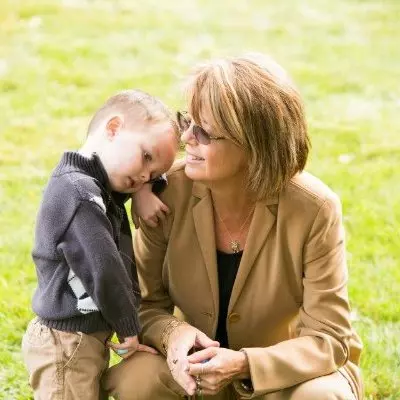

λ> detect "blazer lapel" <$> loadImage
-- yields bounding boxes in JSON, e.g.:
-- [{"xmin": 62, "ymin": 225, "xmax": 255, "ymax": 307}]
[
  {"xmin": 192, "ymin": 183, "xmax": 219, "ymax": 315},
  {"xmin": 228, "ymin": 199, "xmax": 277, "ymax": 313}
]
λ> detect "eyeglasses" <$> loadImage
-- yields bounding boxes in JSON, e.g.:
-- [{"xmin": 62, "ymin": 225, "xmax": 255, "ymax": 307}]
[{"xmin": 176, "ymin": 111, "xmax": 226, "ymax": 145}]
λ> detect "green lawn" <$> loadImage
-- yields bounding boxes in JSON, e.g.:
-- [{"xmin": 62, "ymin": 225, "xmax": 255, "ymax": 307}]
[{"xmin": 1, "ymin": 0, "xmax": 399, "ymax": 398}]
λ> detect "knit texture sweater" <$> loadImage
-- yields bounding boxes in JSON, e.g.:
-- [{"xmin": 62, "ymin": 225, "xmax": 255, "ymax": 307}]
[{"xmin": 32, "ymin": 151, "xmax": 141, "ymax": 337}]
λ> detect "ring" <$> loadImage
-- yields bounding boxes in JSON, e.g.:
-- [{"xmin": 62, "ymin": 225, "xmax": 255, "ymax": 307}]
[
  {"xmin": 116, "ymin": 349, "xmax": 129, "ymax": 355},
  {"xmin": 195, "ymin": 375, "xmax": 202, "ymax": 396}
]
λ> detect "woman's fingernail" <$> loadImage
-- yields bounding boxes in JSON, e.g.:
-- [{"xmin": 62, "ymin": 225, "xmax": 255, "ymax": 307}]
[{"xmin": 116, "ymin": 349, "xmax": 129, "ymax": 355}]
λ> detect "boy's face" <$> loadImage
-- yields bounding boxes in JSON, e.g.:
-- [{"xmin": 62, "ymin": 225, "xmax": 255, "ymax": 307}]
[{"xmin": 102, "ymin": 119, "xmax": 177, "ymax": 193}]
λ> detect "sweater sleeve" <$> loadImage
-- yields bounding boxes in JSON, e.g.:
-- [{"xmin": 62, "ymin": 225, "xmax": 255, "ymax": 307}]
[{"xmin": 58, "ymin": 199, "xmax": 141, "ymax": 338}]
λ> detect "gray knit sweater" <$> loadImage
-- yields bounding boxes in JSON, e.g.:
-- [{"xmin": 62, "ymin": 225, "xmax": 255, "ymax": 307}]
[{"xmin": 32, "ymin": 151, "xmax": 141, "ymax": 337}]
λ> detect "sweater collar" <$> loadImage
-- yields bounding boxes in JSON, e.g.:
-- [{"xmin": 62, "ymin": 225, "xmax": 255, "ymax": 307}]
[{"xmin": 55, "ymin": 151, "xmax": 110, "ymax": 190}]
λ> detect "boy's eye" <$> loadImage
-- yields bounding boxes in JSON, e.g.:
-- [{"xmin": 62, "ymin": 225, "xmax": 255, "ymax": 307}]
[{"xmin": 143, "ymin": 151, "xmax": 152, "ymax": 162}]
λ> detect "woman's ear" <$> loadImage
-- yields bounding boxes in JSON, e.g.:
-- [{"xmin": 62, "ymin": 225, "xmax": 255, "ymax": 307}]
[{"xmin": 106, "ymin": 115, "xmax": 124, "ymax": 139}]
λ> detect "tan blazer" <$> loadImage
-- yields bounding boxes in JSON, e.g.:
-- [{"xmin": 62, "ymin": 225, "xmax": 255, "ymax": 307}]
[{"xmin": 134, "ymin": 163, "xmax": 363, "ymax": 399}]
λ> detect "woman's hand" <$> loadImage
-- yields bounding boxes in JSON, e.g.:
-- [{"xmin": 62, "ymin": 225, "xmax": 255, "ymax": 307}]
[
  {"xmin": 131, "ymin": 184, "xmax": 170, "ymax": 228},
  {"xmin": 187, "ymin": 347, "xmax": 250, "ymax": 396},
  {"xmin": 166, "ymin": 325, "xmax": 220, "ymax": 396}
]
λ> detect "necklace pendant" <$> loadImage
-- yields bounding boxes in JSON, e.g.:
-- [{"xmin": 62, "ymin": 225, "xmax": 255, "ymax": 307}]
[{"xmin": 231, "ymin": 240, "xmax": 240, "ymax": 253}]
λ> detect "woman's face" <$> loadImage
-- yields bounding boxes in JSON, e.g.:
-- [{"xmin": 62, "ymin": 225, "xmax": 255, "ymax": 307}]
[{"xmin": 181, "ymin": 110, "xmax": 248, "ymax": 185}]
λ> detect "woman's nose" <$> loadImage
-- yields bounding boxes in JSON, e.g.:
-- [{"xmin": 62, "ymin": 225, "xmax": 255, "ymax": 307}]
[{"xmin": 181, "ymin": 127, "xmax": 196, "ymax": 145}]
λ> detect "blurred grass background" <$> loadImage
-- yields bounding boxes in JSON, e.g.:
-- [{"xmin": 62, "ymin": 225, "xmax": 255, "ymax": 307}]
[{"xmin": 1, "ymin": 0, "xmax": 399, "ymax": 398}]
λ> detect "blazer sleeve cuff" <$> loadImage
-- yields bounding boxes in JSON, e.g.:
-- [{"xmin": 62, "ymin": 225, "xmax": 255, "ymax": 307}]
[
  {"xmin": 232, "ymin": 349, "xmax": 256, "ymax": 398},
  {"xmin": 238, "ymin": 347, "xmax": 277, "ymax": 397},
  {"xmin": 233, "ymin": 379, "xmax": 256, "ymax": 399}
]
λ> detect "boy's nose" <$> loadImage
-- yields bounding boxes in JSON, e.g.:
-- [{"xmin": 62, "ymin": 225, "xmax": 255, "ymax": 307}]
[{"xmin": 140, "ymin": 171, "xmax": 150, "ymax": 183}]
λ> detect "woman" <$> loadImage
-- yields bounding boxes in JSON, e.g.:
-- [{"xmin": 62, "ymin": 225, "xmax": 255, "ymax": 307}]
[{"xmin": 103, "ymin": 53, "xmax": 363, "ymax": 399}]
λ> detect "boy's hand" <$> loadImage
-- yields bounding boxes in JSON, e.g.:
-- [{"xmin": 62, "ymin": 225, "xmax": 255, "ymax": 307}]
[
  {"xmin": 107, "ymin": 335, "xmax": 159, "ymax": 359},
  {"xmin": 131, "ymin": 184, "xmax": 170, "ymax": 228}
]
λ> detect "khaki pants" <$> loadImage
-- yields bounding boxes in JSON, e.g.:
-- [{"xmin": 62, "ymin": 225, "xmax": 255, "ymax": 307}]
[
  {"xmin": 22, "ymin": 317, "xmax": 111, "ymax": 400},
  {"xmin": 103, "ymin": 352, "xmax": 357, "ymax": 400}
]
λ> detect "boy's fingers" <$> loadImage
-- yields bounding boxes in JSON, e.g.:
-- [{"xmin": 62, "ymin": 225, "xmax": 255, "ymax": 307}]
[
  {"xmin": 156, "ymin": 210, "xmax": 166, "ymax": 221},
  {"xmin": 131, "ymin": 212, "xmax": 139, "ymax": 229},
  {"xmin": 143, "ymin": 218, "xmax": 157, "ymax": 227},
  {"xmin": 108, "ymin": 341, "xmax": 131, "ymax": 350},
  {"xmin": 115, "ymin": 348, "xmax": 130, "ymax": 356},
  {"xmin": 109, "ymin": 345, "xmax": 135, "ymax": 358},
  {"xmin": 160, "ymin": 203, "xmax": 170, "ymax": 214},
  {"xmin": 118, "ymin": 349, "xmax": 136, "ymax": 358},
  {"xmin": 137, "ymin": 344, "xmax": 159, "ymax": 354}
]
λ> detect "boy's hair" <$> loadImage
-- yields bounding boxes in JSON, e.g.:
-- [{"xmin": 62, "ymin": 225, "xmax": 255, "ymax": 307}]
[{"xmin": 87, "ymin": 89, "xmax": 179, "ymax": 138}]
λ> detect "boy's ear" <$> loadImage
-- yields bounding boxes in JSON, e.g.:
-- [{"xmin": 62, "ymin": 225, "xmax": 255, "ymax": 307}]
[{"xmin": 106, "ymin": 116, "xmax": 123, "ymax": 138}]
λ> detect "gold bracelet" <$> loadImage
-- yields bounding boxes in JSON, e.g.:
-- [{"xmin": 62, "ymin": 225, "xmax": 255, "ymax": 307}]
[{"xmin": 161, "ymin": 319, "xmax": 187, "ymax": 354}]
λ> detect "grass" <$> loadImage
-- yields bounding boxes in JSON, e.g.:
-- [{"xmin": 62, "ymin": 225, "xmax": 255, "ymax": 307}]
[{"xmin": 1, "ymin": 0, "xmax": 399, "ymax": 398}]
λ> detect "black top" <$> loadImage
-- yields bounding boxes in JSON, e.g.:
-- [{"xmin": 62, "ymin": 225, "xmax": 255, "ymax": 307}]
[
  {"xmin": 32, "ymin": 151, "xmax": 141, "ymax": 336},
  {"xmin": 215, "ymin": 250, "xmax": 243, "ymax": 348}
]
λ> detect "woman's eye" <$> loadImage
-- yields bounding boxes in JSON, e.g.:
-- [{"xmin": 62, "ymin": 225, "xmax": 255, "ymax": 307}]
[{"xmin": 143, "ymin": 151, "xmax": 152, "ymax": 162}]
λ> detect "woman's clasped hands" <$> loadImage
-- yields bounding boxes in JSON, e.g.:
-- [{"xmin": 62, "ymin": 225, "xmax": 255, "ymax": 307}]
[{"xmin": 166, "ymin": 324, "xmax": 250, "ymax": 396}]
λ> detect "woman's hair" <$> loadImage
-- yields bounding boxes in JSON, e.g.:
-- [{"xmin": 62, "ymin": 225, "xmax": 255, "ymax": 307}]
[{"xmin": 186, "ymin": 53, "xmax": 310, "ymax": 198}]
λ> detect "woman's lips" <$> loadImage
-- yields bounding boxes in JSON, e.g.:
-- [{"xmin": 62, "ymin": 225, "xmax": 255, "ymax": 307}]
[{"xmin": 186, "ymin": 153, "xmax": 205, "ymax": 163}]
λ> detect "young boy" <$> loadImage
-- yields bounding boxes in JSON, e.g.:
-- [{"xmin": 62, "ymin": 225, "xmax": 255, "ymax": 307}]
[{"xmin": 22, "ymin": 89, "xmax": 178, "ymax": 399}]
